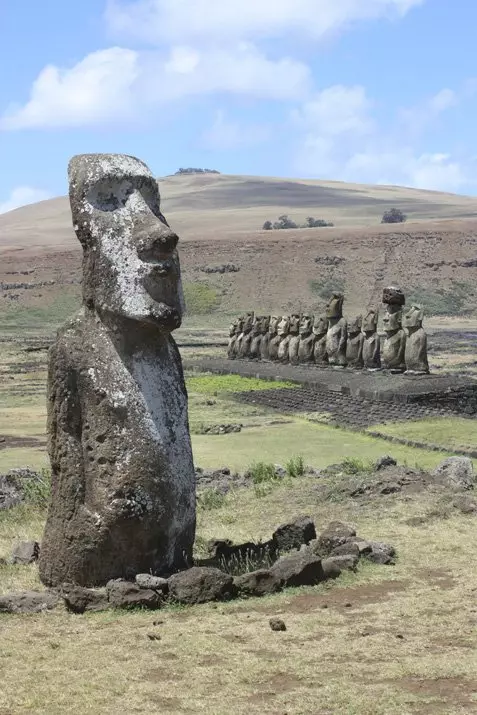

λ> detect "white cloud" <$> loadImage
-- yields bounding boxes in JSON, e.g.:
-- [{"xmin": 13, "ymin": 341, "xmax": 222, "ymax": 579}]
[
  {"xmin": 0, "ymin": 186, "xmax": 52, "ymax": 214},
  {"xmin": 1, "ymin": 44, "xmax": 310, "ymax": 130},
  {"xmin": 106, "ymin": 0, "xmax": 424, "ymax": 44},
  {"xmin": 200, "ymin": 109, "xmax": 270, "ymax": 150}
]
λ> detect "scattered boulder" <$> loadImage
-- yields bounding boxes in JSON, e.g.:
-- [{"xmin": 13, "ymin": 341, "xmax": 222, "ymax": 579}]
[
  {"xmin": 168, "ymin": 567, "xmax": 236, "ymax": 604},
  {"xmin": 270, "ymin": 550, "xmax": 324, "ymax": 588},
  {"xmin": 345, "ymin": 538, "xmax": 373, "ymax": 556},
  {"xmin": 200, "ymin": 424, "xmax": 242, "ymax": 435},
  {"xmin": 321, "ymin": 558, "xmax": 343, "ymax": 580},
  {"xmin": 314, "ymin": 521, "xmax": 357, "ymax": 556},
  {"xmin": 366, "ymin": 542, "xmax": 396, "ymax": 565},
  {"xmin": 324, "ymin": 554, "xmax": 359, "ymax": 572},
  {"xmin": 106, "ymin": 580, "xmax": 162, "ymax": 609},
  {"xmin": 234, "ymin": 569, "xmax": 282, "ymax": 597},
  {"xmin": 0, "ymin": 468, "xmax": 43, "ymax": 510},
  {"xmin": 200, "ymin": 263, "xmax": 240, "ymax": 274},
  {"xmin": 0, "ymin": 590, "xmax": 60, "ymax": 614},
  {"xmin": 432, "ymin": 457, "xmax": 475, "ymax": 491},
  {"xmin": 61, "ymin": 584, "xmax": 109, "ymax": 613},
  {"xmin": 375, "ymin": 455, "xmax": 398, "ymax": 471},
  {"xmin": 330, "ymin": 541, "xmax": 360, "ymax": 559},
  {"xmin": 269, "ymin": 618, "xmax": 287, "ymax": 631},
  {"xmin": 135, "ymin": 574, "xmax": 169, "ymax": 593},
  {"xmin": 272, "ymin": 515, "xmax": 316, "ymax": 553},
  {"xmin": 11, "ymin": 541, "xmax": 40, "ymax": 564}
]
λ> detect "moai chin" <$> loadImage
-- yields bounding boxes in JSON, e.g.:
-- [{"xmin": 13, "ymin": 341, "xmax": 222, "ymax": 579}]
[
  {"xmin": 402, "ymin": 305, "xmax": 430, "ymax": 374},
  {"xmin": 288, "ymin": 314, "xmax": 301, "ymax": 365},
  {"xmin": 313, "ymin": 315, "xmax": 328, "ymax": 365},
  {"xmin": 382, "ymin": 286, "xmax": 406, "ymax": 372},
  {"xmin": 39, "ymin": 154, "xmax": 196, "ymax": 588},
  {"xmin": 298, "ymin": 314, "xmax": 315, "ymax": 364},
  {"xmin": 277, "ymin": 315, "xmax": 292, "ymax": 363},
  {"xmin": 259, "ymin": 316, "xmax": 271, "ymax": 361},
  {"xmin": 249, "ymin": 315, "xmax": 264, "ymax": 360},
  {"xmin": 325, "ymin": 293, "xmax": 347, "ymax": 367},
  {"xmin": 267, "ymin": 316, "xmax": 281, "ymax": 361},
  {"xmin": 346, "ymin": 315, "xmax": 364, "ymax": 369},
  {"xmin": 362, "ymin": 308, "xmax": 381, "ymax": 370},
  {"xmin": 237, "ymin": 311, "xmax": 254, "ymax": 359}
]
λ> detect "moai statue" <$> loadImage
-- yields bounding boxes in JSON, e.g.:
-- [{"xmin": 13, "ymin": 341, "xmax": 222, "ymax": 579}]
[
  {"xmin": 382, "ymin": 287, "xmax": 406, "ymax": 372},
  {"xmin": 362, "ymin": 308, "xmax": 381, "ymax": 370},
  {"xmin": 298, "ymin": 314, "xmax": 315, "ymax": 364},
  {"xmin": 325, "ymin": 293, "xmax": 347, "ymax": 367},
  {"xmin": 267, "ymin": 316, "xmax": 281, "ymax": 361},
  {"xmin": 39, "ymin": 154, "xmax": 196, "ymax": 588},
  {"xmin": 313, "ymin": 315, "xmax": 328, "ymax": 365},
  {"xmin": 346, "ymin": 315, "xmax": 364, "ymax": 368},
  {"xmin": 259, "ymin": 315, "xmax": 271, "ymax": 361},
  {"xmin": 402, "ymin": 305, "xmax": 429, "ymax": 374},
  {"xmin": 249, "ymin": 315, "xmax": 264, "ymax": 360},
  {"xmin": 227, "ymin": 317, "xmax": 242, "ymax": 359},
  {"xmin": 277, "ymin": 315, "xmax": 292, "ymax": 363},
  {"xmin": 287, "ymin": 314, "xmax": 301, "ymax": 365},
  {"xmin": 237, "ymin": 311, "xmax": 254, "ymax": 359}
]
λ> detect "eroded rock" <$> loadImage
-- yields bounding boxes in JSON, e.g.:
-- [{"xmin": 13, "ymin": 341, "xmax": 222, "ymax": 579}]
[{"xmin": 168, "ymin": 567, "xmax": 236, "ymax": 604}]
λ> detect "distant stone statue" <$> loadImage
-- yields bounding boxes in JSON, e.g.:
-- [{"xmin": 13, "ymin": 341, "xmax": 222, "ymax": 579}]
[
  {"xmin": 248, "ymin": 315, "xmax": 263, "ymax": 360},
  {"xmin": 277, "ymin": 316, "xmax": 292, "ymax": 363},
  {"xmin": 227, "ymin": 317, "xmax": 242, "ymax": 359},
  {"xmin": 362, "ymin": 308, "xmax": 381, "ymax": 370},
  {"xmin": 288, "ymin": 314, "xmax": 301, "ymax": 365},
  {"xmin": 325, "ymin": 293, "xmax": 347, "ymax": 367},
  {"xmin": 258, "ymin": 316, "xmax": 271, "ymax": 361},
  {"xmin": 298, "ymin": 314, "xmax": 315, "ymax": 363},
  {"xmin": 267, "ymin": 316, "xmax": 281, "ymax": 361},
  {"xmin": 313, "ymin": 315, "xmax": 328, "ymax": 365},
  {"xmin": 382, "ymin": 286, "xmax": 406, "ymax": 372},
  {"xmin": 39, "ymin": 153, "xmax": 196, "ymax": 588},
  {"xmin": 237, "ymin": 312, "xmax": 254, "ymax": 358},
  {"xmin": 403, "ymin": 305, "xmax": 429, "ymax": 374},
  {"xmin": 346, "ymin": 315, "xmax": 364, "ymax": 368}
]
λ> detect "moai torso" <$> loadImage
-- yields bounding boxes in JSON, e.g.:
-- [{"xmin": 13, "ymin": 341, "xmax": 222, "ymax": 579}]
[
  {"xmin": 381, "ymin": 287, "xmax": 406, "ymax": 372},
  {"xmin": 313, "ymin": 316, "xmax": 328, "ymax": 365},
  {"xmin": 259, "ymin": 316, "xmax": 271, "ymax": 361},
  {"xmin": 403, "ymin": 306, "xmax": 429, "ymax": 374},
  {"xmin": 298, "ymin": 314, "xmax": 315, "ymax": 363},
  {"xmin": 325, "ymin": 294, "xmax": 347, "ymax": 366},
  {"xmin": 277, "ymin": 316, "xmax": 292, "ymax": 363},
  {"xmin": 237, "ymin": 312, "xmax": 254, "ymax": 358},
  {"xmin": 248, "ymin": 315, "xmax": 263, "ymax": 360},
  {"xmin": 39, "ymin": 153, "xmax": 196, "ymax": 588},
  {"xmin": 288, "ymin": 314, "xmax": 301, "ymax": 365},
  {"xmin": 268, "ymin": 316, "xmax": 281, "ymax": 361},
  {"xmin": 227, "ymin": 318, "xmax": 242, "ymax": 359},
  {"xmin": 346, "ymin": 316, "xmax": 364, "ymax": 368},
  {"xmin": 362, "ymin": 309, "xmax": 381, "ymax": 370}
]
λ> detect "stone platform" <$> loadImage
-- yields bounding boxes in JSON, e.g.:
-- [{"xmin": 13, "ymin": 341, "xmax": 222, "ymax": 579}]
[{"xmin": 186, "ymin": 358, "xmax": 477, "ymax": 414}]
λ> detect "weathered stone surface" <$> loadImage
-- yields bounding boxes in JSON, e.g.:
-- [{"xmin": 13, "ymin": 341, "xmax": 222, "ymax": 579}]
[
  {"xmin": 287, "ymin": 314, "xmax": 301, "ymax": 365},
  {"xmin": 323, "ymin": 554, "xmax": 359, "ymax": 572},
  {"xmin": 382, "ymin": 286, "xmax": 405, "ymax": 306},
  {"xmin": 313, "ymin": 315, "xmax": 328, "ymax": 365},
  {"xmin": 248, "ymin": 315, "xmax": 264, "ymax": 360},
  {"xmin": 135, "ymin": 574, "xmax": 169, "ymax": 592},
  {"xmin": 267, "ymin": 316, "xmax": 281, "ymax": 361},
  {"xmin": 0, "ymin": 590, "xmax": 60, "ymax": 614},
  {"xmin": 298, "ymin": 314, "xmax": 315, "ymax": 364},
  {"xmin": 234, "ymin": 569, "xmax": 282, "ymax": 597},
  {"xmin": 346, "ymin": 316, "xmax": 364, "ymax": 368},
  {"xmin": 11, "ymin": 541, "xmax": 40, "ymax": 564},
  {"xmin": 270, "ymin": 550, "xmax": 325, "ymax": 587},
  {"xmin": 362, "ymin": 308, "xmax": 381, "ymax": 370},
  {"xmin": 432, "ymin": 457, "xmax": 474, "ymax": 490},
  {"xmin": 0, "ymin": 468, "xmax": 43, "ymax": 510},
  {"xmin": 227, "ymin": 317, "xmax": 242, "ymax": 359},
  {"xmin": 272, "ymin": 516, "xmax": 316, "ymax": 553},
  {"xmin": 237, "ymin": 312, "xmax": 254, "ymax": 358},
  {"xmin": 62, "ymin": 584, "xmax": 110, "ymax": 613},
  {"xmin": 452, "ymin": 494, "xmax": 477, "ymax": 514},
  {"xmin": 106, "ymin": 579, "xmax": 161, "ymax": 609},
  {"xmin": 375, "ymin": 455, "xmax": 398, "ymax": 470},
  {"xmin": 403, "ymin": 305, "xmax": 429, "ymax": 374},
  {"xmin": 168, "ymin": 567, "xmax": 236, "ymax": 604},
  {"xmin": 325, "ymin": 294, "xmax": 347, "ymax": 366},
  {"xmin": 382, "ymin": 305, "xmax": 406, "ymax": 372},
  {"xmin": 314, "ymin": 521, "xmax": 357, "ymax": 556},
  {"xmin": 329, "ymin": 541, "xmax": 360, "ymax": 559},
  {"xmin": 39, "ymin": 154, "xmax": 196, "ymax": 588},
  {"xmin": 365, "ymin": 542, "xmax": 396, "ymax": 565},
  {"xmin": 269, "ymin": 618, "xmax": 287, "ymax": 631},
  {"xmin": 321, "ymin": 558, "xmax": 343, "ymax": 579},
  {"xmin": 277, "ymin": 316, "xmax": 292, "ymax": 363}
]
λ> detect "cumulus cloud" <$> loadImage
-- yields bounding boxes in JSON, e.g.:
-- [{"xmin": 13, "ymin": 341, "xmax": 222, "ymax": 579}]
[
  {"xmin": 0, "ymin": 186, "xmax": 52, "ymax": 214},
  {"xmin": 200, "ymin": 109, "xmax": 270, "ymax": 150},
  {"xmin": 106, "ymin": 0, "xmax": 424, "ymax": 44}
]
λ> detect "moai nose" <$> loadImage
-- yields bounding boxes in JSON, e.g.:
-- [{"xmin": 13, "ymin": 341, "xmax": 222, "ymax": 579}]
[{"xmin": 135, "ymin": 224, "xmax": 179, "ymax": 260}]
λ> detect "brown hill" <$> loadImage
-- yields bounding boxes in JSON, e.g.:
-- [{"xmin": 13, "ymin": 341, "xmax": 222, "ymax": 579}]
[{"xmin": 1, "ymin": 173, "xmax": 477, "ymax": 332}]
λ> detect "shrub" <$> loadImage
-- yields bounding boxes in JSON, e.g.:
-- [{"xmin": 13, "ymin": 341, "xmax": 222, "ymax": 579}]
[
  {"xmin": 197, "ymin": 488, "xmax": 227, "ymax": 510},
  {"xmin": 305, "ymin": 217, "xmax": 334, "ymax": 228},
  {"xmin": 262, "ymin": 220, "xmax": 273, "ymax": 230},
  {"xmin": 285, "ymin": 455, "xmax": 306, "ymax": 478},
  {"xmin": 22, "ymin": 468, "xmax": 51, "ymax": 509},
  {"xmin": 381, "ymin": 208, "xmax": 407, "ymax": 224},
  {"xmin": 248, "ymin": 462, "xmax": 277, "ymax": 485},
  {"xmin": 309, "ymin": 276, "xmax": 345, "ymax": 300}
]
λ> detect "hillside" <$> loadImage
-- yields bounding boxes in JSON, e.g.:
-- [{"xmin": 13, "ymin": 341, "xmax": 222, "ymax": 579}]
[{"xmin": 2, "ymin": 173, "xmax": 477, "ymax": 332}]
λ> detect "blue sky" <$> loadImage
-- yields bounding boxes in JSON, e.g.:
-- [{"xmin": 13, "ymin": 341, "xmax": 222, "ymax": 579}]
[{"xmin": 1, "ymin": 0, "xmax": 477, "ymax": 213}]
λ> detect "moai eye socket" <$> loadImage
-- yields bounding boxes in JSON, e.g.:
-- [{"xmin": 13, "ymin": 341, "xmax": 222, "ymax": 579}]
[{"xmin": 87, "ymin": 179, "xmax": 135, "ymax": 212}]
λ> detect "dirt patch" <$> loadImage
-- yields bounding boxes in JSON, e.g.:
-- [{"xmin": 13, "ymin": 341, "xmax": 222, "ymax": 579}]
[
  {"xmin": 246, "ymin": 671, "xmax": 313, "ymax": 704},
  {"xmin": 0, "ymin": 435, "xmax": 45, "ymax": 450},
  {"xmin": 422, "ymin": 568, "xmax": 456, "ymax": 590},
  {"xmin": 145, "ymin": 667, "xmax": 183, "ymax": 683},
  {"xmin": 390, "ymin": 675, "xmax": 477, "ymax": 710},
  {"xmin": 246, "ymin": 648, "xmax": 288, "ymax": 661}
]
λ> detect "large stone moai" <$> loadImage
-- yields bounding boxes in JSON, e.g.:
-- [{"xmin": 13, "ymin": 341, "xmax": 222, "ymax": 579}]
[
  {"xmin": 267, "ymin": 316, "xmax": 281, "ymax": 361},
  {"xmin": 402, "ymin": 305, "xmax": 430, "ymax": 374},
  {"xmin": 248, "ymin": 315, "xmax": 263, "ymax": 360},
  {"xmin": 382, "ymin": 287, "xmax": 406, "ymax": 372},
  {"xmin": 259, "ymin": 315, "xmax": 271, "ymax": 361},
  {"xmin": 298, "ymin": 314, "xmax": 315, "ymax": 364},
  {"xmin": 288, "ymin": 314, "xmax": 301, "ymax": 365},
  {"xmin": 39, "ymin": 154, "xmax": 196, "ymax": 588},
  {"xmin": 313, "ymin": 315, "xmax": 328, "ymax": 365},
  {"xmin": 346, "ymin": 315, "xmax": 364, "ymax": 368},
  {"xmin": 277, "ymin": 316, "xmax": 292, "ymax": 363},
  {"xmin": 362, "ymin": 308, "xmax": 381, "ymax": 370},
  {"xmin": 325, "ymin": 293, "xmax": 347, "ymax": 367},
  {"xmin": 227, "ymin": 317, "xmax": 242, "ymax": 359},
  {"xmin": 237, "ymin": 312, "xmax": 254, "ymax": 358}
]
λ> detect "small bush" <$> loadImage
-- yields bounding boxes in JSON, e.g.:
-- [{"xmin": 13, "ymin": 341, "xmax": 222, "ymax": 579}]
[
  {"xmin": 248, "ymin": 462, "xmax": 277, "ymax": 485},
  {"xmin": 218, "ymin": 547, "xmax": 275, "ymax": 575},
  {"xmin": 381, "ymin": 208, "xmax": 407, "ymax": 224},
  {"xmin": 309, "ymin": 276, "xmax": 345, "ymax": 300},
  {"xmin": 197, "ymin": 488, "xmax": 226, "ymax": 510},
  {"xmin": 263, "ymin": 220, "xmax": 273, "ymax": 230},
  {"xmin": 341, "ymin": 457, "xmax": 373, "ymax": 474},
  {"xmin": 285, "ymin": 455, "xmax": 306, "ymax": 479},
  {"xmin": 22, "ymin": 468, "xmax": 51, "ymax": 509},
  {"xmin": 183, "ymin": 282, "xmax": 220, "ymax": 315}
]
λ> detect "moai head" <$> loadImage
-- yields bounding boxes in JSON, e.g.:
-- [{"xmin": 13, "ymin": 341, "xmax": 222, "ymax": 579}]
[
  {"xmin": 348, "ymin": 315, "xmax": 362, "ymax": 337},
  {"xmin": 242, "ymin": 312, "xmax": 254, "ymax": 333},
  {"xmin": 289, "ymin": 314, "xmax": 300, "ymax": 336},
  {"xmin": 261, "ymin": 316, "xmax": 271, "ymax": 335},
  {"xmin": 277, "ymin": 315, "xmax": 290, "ymax": 337},
  {"xmin": 382, "ymin": 309, "xmax": 402, "ymax": 333},
  {"xmin": 402, "ymin": 304, "xmax": 424, "ymax": 331},
  {"xmin": 69, "ymin": 154, "xmax": 183, "ymax": 332},
  {"xmin": 251, "ymin": 315, "xmax": 262, "ymax": 336},
  {"xmin": 299, "ymin": 314, "xmax": 313, "ymax": 337},
  {"xmin": 363, "ymin": 308, "xmax": 378, "ymax": 334},
  {"xmin": 269, "ymin": 316, "xmax": 279, "ymax": 336},
  {"xmin": 313, "ymin": 315, "xmax": 328, "ymax": 336},
  {"xmin": 382, "ymin": 286, "xmax": 405, "ymax": 307},
  {"xmin": 326, "ymin": 293, "xmax": 344, "ymax": 319}
]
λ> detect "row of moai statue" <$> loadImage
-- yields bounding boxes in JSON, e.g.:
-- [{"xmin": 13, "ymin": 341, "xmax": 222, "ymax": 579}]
[{"xmin": 227, "ymin": 288, "xmax": 429, "ymax": 374}]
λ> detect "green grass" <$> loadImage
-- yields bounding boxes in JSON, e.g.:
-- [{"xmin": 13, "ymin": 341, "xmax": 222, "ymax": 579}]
[
  {"xmin": 370, "ymin": 416, "xmax": 477, "ymax": 453},
  {"xmin": 0, "ymin": 291, "xmax": 80, "ymax": 334},
  {"xmin": 186, "ymin": 373, "xmax": 297, "ymax": 394},
  {"xmin": 406, "ymin": 280, "xmax": 473, "ymax": 316},
  {"xmin": 183, "ymin": 282, "xmax": 221, "ymax": 315},
  {"xmin": 309, "ymin": 276, "xmax": 345, "ymax": 300}
]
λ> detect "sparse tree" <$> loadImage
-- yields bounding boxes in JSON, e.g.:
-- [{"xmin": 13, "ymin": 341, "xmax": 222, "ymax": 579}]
[
  {"xmin": 262, "ymin": 220, "xmax": 273, "ymax": 230},
  {"xmin": 277, "ymin": 214, "xmax": 298, "ymax": 229},
  {"xmin": 381, "ymin": 208, "xmax": 407, "ymax": 224}
]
